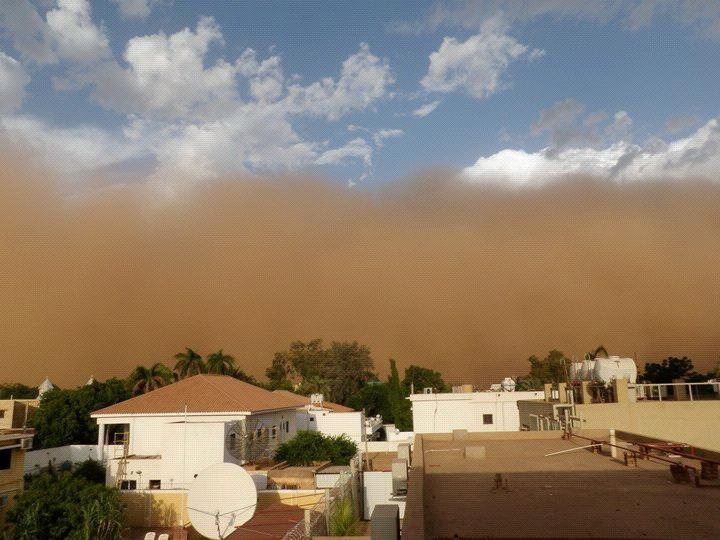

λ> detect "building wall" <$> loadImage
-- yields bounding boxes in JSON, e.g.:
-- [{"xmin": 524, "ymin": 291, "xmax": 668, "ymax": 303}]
[
  {"xmin": 575, "ymin": 400, "xmax": 720, "ymax": 451},
  {"xmin": 296, "ymin": 410, "xmax": 366, "ymax": 442},
  {"xmin": 0, "ymin": 400, "xmax": 38, "ymax": 430},
  {"xmin": 0, "ymin": 445, "xmax": 27, "ymax": 527},
  {"xmin": 24, "ymin": 444, "xmax": 115, "ymax": 475},
  {"xmin": 99, "ymin": 410, "xmax": 298, "ymax": 490},
  {"xmin": 411, "ymin": 392, "xmax": 544, "ymax": 434},
  {"xmin": 363, "ymin": 471, "xmax": 406, "ymax": 520}
]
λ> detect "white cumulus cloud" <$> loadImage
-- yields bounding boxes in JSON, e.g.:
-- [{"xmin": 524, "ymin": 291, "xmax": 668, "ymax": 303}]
[
  {"xmin": 0, "ymin": 52, "xmax": 31, "ymax": 113},
  {"xmin": 316, "ymin": 137, "xmax": 373, "ymax": 166},
  {"xmin": 463, "ymin": 116, "xmax": 720, "ymax": 185},
  {"xmin": 111, "ymin": 0, "xmax": 158, "ymax": 19},
  {"xmin": 373, "ymin": 128, "xmax": 404, "ymax": 147},
  {"xmin": 412, "ymin": 100, "xmax": 441, "ymax": 118},
  {"xmin": 421, "ymin": 17, "xmax": 532, "ymax": 99}
]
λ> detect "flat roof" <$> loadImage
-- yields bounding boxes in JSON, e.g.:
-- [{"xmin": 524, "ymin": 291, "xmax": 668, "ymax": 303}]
[{"xmin": 405, "ymin": 431, "xmax": 720, "ymax": 538}]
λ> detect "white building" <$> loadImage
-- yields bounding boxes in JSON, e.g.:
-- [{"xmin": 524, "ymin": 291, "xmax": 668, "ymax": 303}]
[
  {"xmin": 91, "ymin": 374, "xmax": 301, "ymax": 490},
  {"xmin": 272, "ymin": 391, "xmax": 382, "ymax": 443},
  {"xmin": 410, "ymin": 388, "xmax": 544, "ymax": 434}
]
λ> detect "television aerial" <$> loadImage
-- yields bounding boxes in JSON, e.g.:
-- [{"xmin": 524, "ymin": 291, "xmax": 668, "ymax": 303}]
[
  {"xmin": 187, "ymin": 462, "xmax": 258, "ymax": 539},
  {"xmin": 225, "ymin": 418, "xmax": 270, "ymax": 463}
]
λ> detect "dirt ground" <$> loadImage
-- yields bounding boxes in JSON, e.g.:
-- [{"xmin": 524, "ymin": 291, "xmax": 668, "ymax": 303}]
[{"xmin": 418, "ymin": 436, "xmax": 720, "ymax": 538}]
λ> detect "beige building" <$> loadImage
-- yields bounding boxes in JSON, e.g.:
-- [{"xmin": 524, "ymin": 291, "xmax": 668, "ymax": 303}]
[
  {"xmin": 0, "ymin": 399, "xmax": 38, "ymax": 431},
  {"xmin": 0, "ymin": 428, "xmax": 34, "ymax": 527},
  {"xmin": 518, "ymin": 378, "xmax": 720, "ymax": 451}
]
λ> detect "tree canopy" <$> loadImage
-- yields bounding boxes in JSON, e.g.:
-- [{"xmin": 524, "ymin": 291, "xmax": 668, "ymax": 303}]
[
  {"xmin": 29, "ymin": 379, "xmax": 129, "ymax": 448},
  {"xmin": 6, "ymin": 463, "xmax": 123, "ymax": 540},
  {"xmin": 640, "ymin": 356, "xmax": 695, "ymax": 383},
  {"xmin": 402, "ymin": 365, "xmax": 446, "ymax": 395},
  {"xmin": 274, "ymin": 431, "xmax": 357, "ymax": 466},
  {"xmin": 126, "ymin": 362, "xmax": 173, "ymax": 396},
  {"xmin": 265, "ymin": 339, "xmax": 376, "ymax": 404},
  {"xmin": 0, "ymin": 383, "xmax": 38, "ymax": 399},
  {"xmin": 173, "ymin": 348, "xmax": 205, "ymax": 378}
]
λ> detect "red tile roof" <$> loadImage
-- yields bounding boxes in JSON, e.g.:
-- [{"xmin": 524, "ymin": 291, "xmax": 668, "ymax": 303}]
[
  {"xmin": 92, "ymin": 375, "xmax": 303, "ymax": 416},
  {"xmin": 271, "ymin": 390, "xmax": 356, "ymax": 413}
]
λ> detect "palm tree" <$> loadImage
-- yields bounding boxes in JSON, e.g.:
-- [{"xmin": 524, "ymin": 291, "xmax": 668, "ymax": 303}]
[
  {"xmin": 584, "ymin": 345, "xmax": 609, "ymax": 361},
  {"xmin": 128, "ymin": 363, "xmax": 173, "ymax": 396},
  {"xmin": 206, "ymin": 349, "xmax": 236, "ymax": 375},
  {"xmin": 173, "ymin": 348, "xmax": 205, "ymax": 378}
]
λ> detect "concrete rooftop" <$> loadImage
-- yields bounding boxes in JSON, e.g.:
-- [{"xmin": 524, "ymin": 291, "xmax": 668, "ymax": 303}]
[{"xmin": 404, "ymin": 431, "xmax": 720, "ymax": 539}]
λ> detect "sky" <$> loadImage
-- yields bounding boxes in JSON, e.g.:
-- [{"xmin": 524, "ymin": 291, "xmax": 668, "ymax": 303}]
[
  {"xmin": 1, "ymin": 0, "xmax": 719, "ymax": 191},
  {"xmin": 1, "ymin": 1, "xmax": 720, "ymax": 386}
]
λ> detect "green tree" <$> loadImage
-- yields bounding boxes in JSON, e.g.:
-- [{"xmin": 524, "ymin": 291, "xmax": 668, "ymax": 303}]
[
  {"xmin": 206, "ymin": 349, "xmax": 235, "ymax": 375},
  {"xmin": 388, "ymin": 359, "xmax": 412, "ymax": 431},
  {"xmin": 173, "ymin": 348, "xmax": 205, "ymax": 378},
  {"xmin": 346, "ymin": 383, "xmax": 393, "ymax": 422},
  {"xmin": 266, "ymin": 339, "xmax": 376, "ymax": 405},
  {"xmin": 640, "ymin": 356, "xmax": 695, "ymax": 383},
  {"xmin": 402, "ymin": 365, "xmax": 446, "ymax": 395},
  {"xmin": 274, "ymin": 431, "xmax": 357, "ymax": 466},
  {"xmin": 29, "ymin": 379, "xmax": 129, "ymax": 448},
  {"xmin": 6, "ymin": 467, "xmax": 123, "ymax": 539},
  {"xmin": 127, "ymin": 363, "xmax": 173, "ymax": 396},
  {"xmin": 0, "ymin": 383, "xmax": 38, "ymax": 399},
  {"xmin": 229, "ymin": 366, "xmax": 258, "ymax": 384},
  {"xmin": 527, "ymin": 350, "xmax": 570, "ymax": 385}
]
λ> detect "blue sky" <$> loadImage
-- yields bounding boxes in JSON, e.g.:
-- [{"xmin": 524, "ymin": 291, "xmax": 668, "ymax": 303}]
[{"xmin": 1, "ymin": 0, "xmax": 719, "ymax": 190}]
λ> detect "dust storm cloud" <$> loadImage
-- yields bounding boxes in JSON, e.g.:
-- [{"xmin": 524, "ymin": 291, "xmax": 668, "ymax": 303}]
[{"xmin": 1, "ymin": 154, "xmax": 719, "ymax": 387}]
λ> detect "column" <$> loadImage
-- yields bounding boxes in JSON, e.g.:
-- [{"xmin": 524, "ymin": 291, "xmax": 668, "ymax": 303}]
[{"xmin": 97, "ymin": 423, "xmax": 106, "ymax": 462}]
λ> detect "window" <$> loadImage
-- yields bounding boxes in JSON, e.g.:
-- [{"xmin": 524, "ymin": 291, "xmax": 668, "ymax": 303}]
[
  {"xmin": 0, "ymin": 495, "xmax": 8, "ymax": 508},
  {"xmin": 285, "ymin": 421, "xmax": 289, "ymax": 432},
  {"xmin": 0, "ymin": 409, "xmax": 5, "ymax": 418},
  {"xmin": 0, "ymin": 449, "xmax": 11, "ymax": 470},
  {"xmin": 120, "ymin": 480, "xmax": 137, "ymax": 490},
  {"xmin": 149, "ymin": 479, "xmax": 161, "ymax": 489},
  {"xmin": 483, "ymin": 414, "xmax": 493, "ymax": 425}
]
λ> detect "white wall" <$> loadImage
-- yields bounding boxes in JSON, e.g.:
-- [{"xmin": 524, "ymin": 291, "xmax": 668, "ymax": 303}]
[
  {"xmin": 296, "ymin": 410, "xmax": 365, "ymax": 443},
  {"xmin": 363, "ymin": 471, "xmax": 405, "ymax": 520},
  {"xmin": 411, "ymin": 391, "xmax": 544, "ymax": 434},
  {"xmin": 97, "ymin": 409, "xmax": 298, "ymax": 490},
  {"xmin": 24, "ymin": 444, "xmax": 120, "ymax": 474}
]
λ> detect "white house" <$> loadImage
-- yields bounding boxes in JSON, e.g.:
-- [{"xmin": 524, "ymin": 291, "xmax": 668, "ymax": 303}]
[
  {"xmin": 91, "ymin": 374, "xmax": 302, "ymax": 490},
  {"xmin": 410, "ymin": 388, "xmax": 545, "ymax": 434},
  {"xmin": 271, "ymin": 390, "xmax": 382, "ymax": 443}
]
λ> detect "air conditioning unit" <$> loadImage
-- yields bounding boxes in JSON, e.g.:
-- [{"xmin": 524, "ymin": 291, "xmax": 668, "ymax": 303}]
[
  {"xmin": 423, "ymin": 387, "xmax": 433, "ymax": 394},
  {"xmin": 21, "ymin": 438, "xmax": 33, "ymax": 450},
  {"xmin": 391, "ymin": 459, "xmax": 408, "ymax": 495},
  {"xmin": 310, "ymin": 393, "xmax": 324, "ymax": 405}
]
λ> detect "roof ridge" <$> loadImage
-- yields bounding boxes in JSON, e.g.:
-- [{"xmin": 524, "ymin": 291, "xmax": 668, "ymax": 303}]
[{"xmin": 198, "ymin": 374, "xmax": 254, "ymax": 410}]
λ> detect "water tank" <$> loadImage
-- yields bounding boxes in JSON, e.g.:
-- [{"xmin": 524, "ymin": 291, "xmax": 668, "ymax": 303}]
[
  {"xmin": 500, "ymin": 377, "xmax": 516, "ymax": 392},
  {"xmin": 593, "ymin": 356, "xmax": 637, "ymax": 384}
]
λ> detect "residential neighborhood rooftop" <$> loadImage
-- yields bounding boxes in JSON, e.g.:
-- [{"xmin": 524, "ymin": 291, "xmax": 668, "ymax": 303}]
[
  {"xmin": 91, "ymin": 374, "xmax": 303, "ymax": 416},
  {"xmin": 271, "ymin": 389, "xmax": 356, "ymax": 412}
]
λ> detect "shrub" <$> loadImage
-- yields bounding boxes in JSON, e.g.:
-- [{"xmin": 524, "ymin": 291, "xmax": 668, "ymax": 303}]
[{"xmin": 274, "ymin": 431, "xmax": 358, "ymax": 466}]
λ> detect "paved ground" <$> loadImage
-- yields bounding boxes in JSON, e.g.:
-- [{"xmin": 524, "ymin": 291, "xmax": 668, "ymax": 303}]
[{"xmin": 420, "ymin": 436, "xmax": 720, "ymax": 538}]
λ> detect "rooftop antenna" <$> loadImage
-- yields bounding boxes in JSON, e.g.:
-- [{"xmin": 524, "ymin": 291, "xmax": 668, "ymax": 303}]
[{"xmin": 187, "ymin": 463, "xmax": 257, "ymax": 540}]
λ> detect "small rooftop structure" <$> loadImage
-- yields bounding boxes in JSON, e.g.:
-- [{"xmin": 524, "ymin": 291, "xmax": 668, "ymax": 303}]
[
  {"xmin": 38, "ymin": 376, "xmax": 55, "ymax": 396},
  {"xmin": 271, "ymin": 390, "xmax": 355, "ymax": 412}
]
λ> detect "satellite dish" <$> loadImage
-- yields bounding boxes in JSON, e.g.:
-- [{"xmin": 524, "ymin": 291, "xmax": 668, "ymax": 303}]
[{"xmin": 187, "ymin": 463, "xmax": 257, "ymax": 539}]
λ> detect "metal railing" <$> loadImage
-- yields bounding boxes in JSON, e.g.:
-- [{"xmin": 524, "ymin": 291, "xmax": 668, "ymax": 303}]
[
  {"xmin": 282, "ymin": 456, "xmax": 361, "ymax": 539},
  {"xmin": 634, "ymin": 381, "xmax": 720, "ymax": 402}
]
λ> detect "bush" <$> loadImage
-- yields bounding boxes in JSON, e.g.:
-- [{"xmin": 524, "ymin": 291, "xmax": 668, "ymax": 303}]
[
  {"xmin": 274, "ymin": 431, "xmax": 358, "ymax": 466},
  {"xmin": 6, "ymin": 467, "xmax": 123, "ymax": 539},
  {"xmin": 73, "ymin": 459, "xmax": 106, "ymax": 484}
]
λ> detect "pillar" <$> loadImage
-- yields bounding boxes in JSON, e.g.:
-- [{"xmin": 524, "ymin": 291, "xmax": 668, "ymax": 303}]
[
  {"xmin": 609, "ymin": 429, "xmax": 618, "ymax": 460},
  {"xmin": 581, "ymin": 381, "xmax": 593, "ymax": 404},
  {"xmin": 544, "ymin": 383, "xmax": 553, "ymax": 402},
  {"xmin": 613, "ymin": 378, "xmax": 629, "ymax": 404},
  {"xmin": 558, "ymin": 383, "xmax": 568, "ymax": 404},
  {"xmin": 97, "ymin": 423, "xmax": 106, "ymax": 462},
  {"xmin": 673, "ymin": 379, "xmax": 688, "ymax": 401}
]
